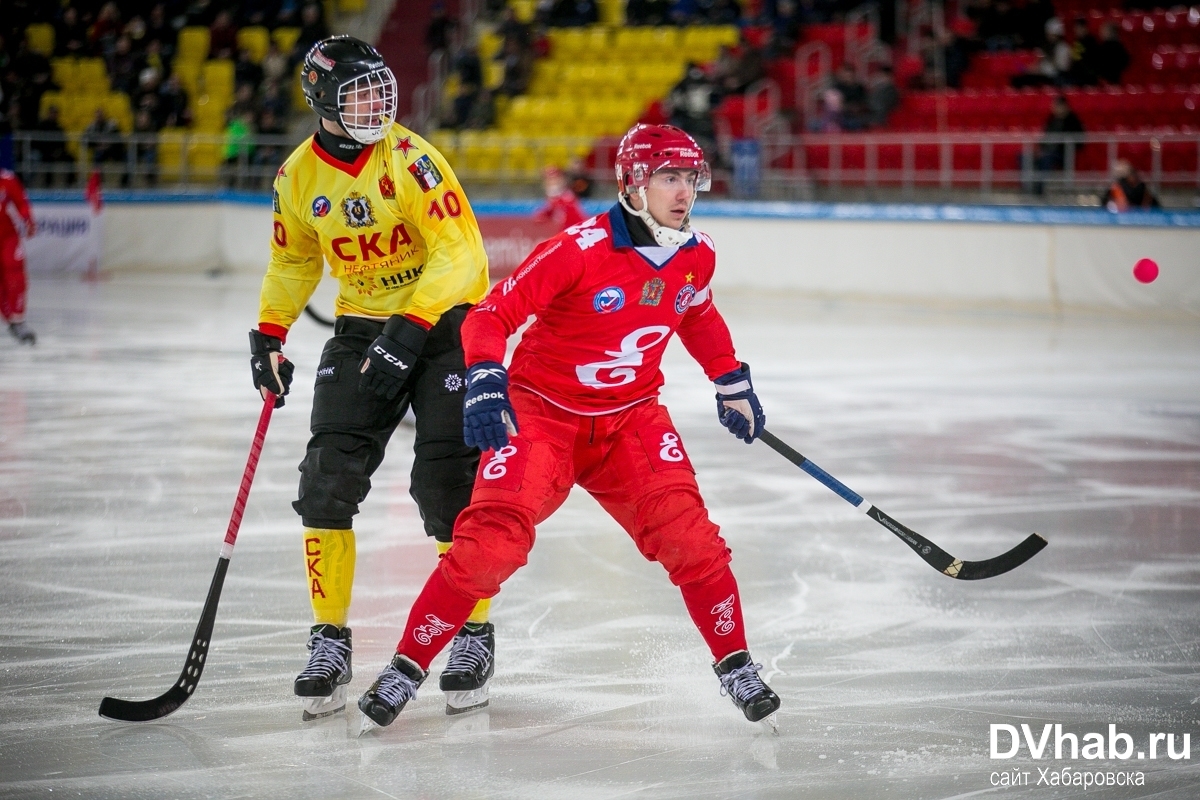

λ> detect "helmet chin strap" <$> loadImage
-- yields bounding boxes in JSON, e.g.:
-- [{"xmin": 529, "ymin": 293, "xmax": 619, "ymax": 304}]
[{"xmin": 619, "ymin": 186, "xmax": 695, "ymax": 247}]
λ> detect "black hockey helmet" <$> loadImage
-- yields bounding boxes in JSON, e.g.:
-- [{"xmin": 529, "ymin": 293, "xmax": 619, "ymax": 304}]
[{"xmin": 301, "ymin": 35, "xmax": 397, "ymax": 144}]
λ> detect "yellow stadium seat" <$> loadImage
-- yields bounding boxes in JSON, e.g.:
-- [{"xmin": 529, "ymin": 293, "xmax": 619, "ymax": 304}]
[
  {"xmin": 478, "ymin": 31, "xmax": 503, "ymax": 62},
  {"xmin": 236, "ymin": 26, "xmax": 271, "ymax": 64},
  {"xmin": 510, "ymin": 0, "xmax": 536, "ymax": 23},
  {"xmin": 547, "ymin": 28, "xmax": 589, "ymax": 59},
  {"xmin": 273, "ymin": 27, "xmax": 302, "ymax": 55},
  {"xmin": 613, "ymin": 28, "xmax": 656, "ymax": 56},
  {"xmin": 192, "ymin": 95, "xmax": 229, "ymax": 132},
  {"xmin": 527, "ymin": 61, "xmax": 562, "ymax": 95},
  {"xmin": 682, "ymin": 26, "xmax": 740, "ymax": 63},
  {"xmin": 202, "ymin": 59, "xmax": 235, "ymax": 96},
  {"xmin": 503, "ymin": 142, "xmax": 538, "ymax": 179},
  {"xmin": 338, "ymin": 0, "xmax": 367, "ymax": 12},
  {"xmin": 463, "ymin": 132, "xmax": 502, "ymax": 177},
  {"xmin": 429, "ymin": 130, "xmax": 458, "ymax": 168},
  {"xmin": 483, "ymin": 60, "xmax": 504, "ymax": 90},
  {"xmin": 50, "ymin": 58, "xmax": 77, "ymax": 89},
  {"xmin": 172, "ymin": 60, "xmax": 202, "ymax": 97},
  {"xmin": 104, "ymin": 92, "xmax": 134, "ymax": 133},
  {"xmin": 594, "ymin": 63, "xmax": 631, "ymax": 94},
  {"xmin": 648, "ymin": 27, "xmax": 682, "ymax": 52},
  {"xmin": 540, "ymin": 141, "xmax": 572, "ymax": 170},
  {"xmin": 157, "ymin": 127, "xmax": 186, "ymax": 179},
  {"xmin": 188, "ymin": 138, "xmax": 223, "ymax": 182},
  {"xmin": 26, "ymin": 23, "xmax": 55, "ymax": 57},
  {"xmin": 77, "ymin": 58, "xmax": 110, "ymax": 92},
  {"xmin": 177, "ymin": 26, "xmax": 211, "ymax": 63},
  {"xmin": 598, "ymin": 0, "xmax": 624, "ymax": 27},
  {"xmin": 293, "ymin": 64, "xmax": 309, "ymax": 112},
  {"xmin": 581, "ymin": 26, "xmax": 610, "ymax": 57}
]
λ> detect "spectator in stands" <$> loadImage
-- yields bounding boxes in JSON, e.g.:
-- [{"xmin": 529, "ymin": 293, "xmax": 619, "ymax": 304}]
[
  {"xmin": 1102, "ymin": 159, "xmax": 1159, "ymax": 211},
  {"xmin": 464, "ymin": 88, "xmax": 495, "ymax": 129},
  {"xmin": 209, "ymin": 9, "xmax": 238, "ymax": 60},
  {"xmin": 626, "ymin": 0, "xmax": 673, "ymax": 25},
  {"xmin": 448, "ymin": 45, "xmax": 482, "ymax": 128},
  {"xmin": 145, "ymin": 3, "xmax": 177, "ymax": 61},
  {"xmin": 1011, "ymin": 18, "xmax": 1070, "ymax": 88},
  {"xmin": 977, "ymin": 0, "xmax": 1023, "ymax": 51},
  {"xmin": 133, "ymin": 66, "xmax": 163, "ymax": 121},
  {"xmin": 91, "ymin": 3, "xmax": 124, "ymax": 60},
  {"xmin": 158, "ymin": 72, "xmax": 191, "ymax": 128},
  {"xmin": 667, "ymin": 63, "xmax": 721, "ymax": 155},
  {"xmin": 84, "ymin": 107, "xmax": 125, "ymax": 168},
  {"xmin": 108, "ymin": 35, "xmax": 140, "ymax": 95},
  {"xmin": 534, "ymin": 166, "xmax": 586, "ymax": 230},
  {"xmin": 132, "ymin": 107, "xmax": 158, "ymax": 185},
  {"xmin": 235, "ymin": 48, "xmax": 264, "ymax": 92},
  {"xmin": 1019, "ymin": 0, "xmax": 1056, "ymax": 49},
  {"xmin": 1026, "ymin": 94, "xmax": 1084, "ymax": 194},
  {"xmin": 426, "ymin": 2, "xmax": 456, "ymax": 56},
  {"xmin": 140, "ymin": 39, "xmax": 167, "ymax": 84},
  {"xmin": 30, "ymin": 104, "xmax": 69, "ymax": 187},
  {"xmin": 259, "ymin": 79, "xmax": 291, "ymax": 119},
  {"xmin": 55, "ymin": 6, "xmax": 90, "ymax": 58},
  {"xmin": 9, "ymin": 40, "xmax": 53, "ymax": 129},
  {"xmin": 224, "ymin": 109, "xmax": 256, "ymax": 186},
  {"xmin": 1093, "ymin": 22, "xmax": 1129, "ymax": 85},
  {"xmin": 262, "ymin": 42, "xmax": 289, "ymax": 86},
  {"xmin": 567, "ymin": 156, "xmax": 593, "ymax": 198},
  {"xmin": 230, "ymin": 83, "xmax": 258, "ymax": 120},
  {"xmin": 715, "ymin": 35, "xmax": 766, "ymax": 95},
  {"xmin": 292, "ymin": 4, "xmax": 330, "ymax": 64},
  {"xmin": 547, "ymin": 0, "xmax": 599, "ymax": 27},
  {"xmin": 769, "ymin": 0, "xmax": 804, "ymax": 54},
  {"xmin": 242, "ymin": 0, "xmax": 277, "ymax": 27},
  {"xmin": 831, "ymin": 63, "xmax": 869, "ymax": 131},
  {"xmin": 497, "ymin": 38, "xmax": 532, "ymax": 97},
  {"xmin": 808, "ymin": 87, "xmax": 843, "ymax": 132},
  {"xmin": 866, "ymin": 64, "xmax": 899, "ymax": 128},
  {"xmin": 1068, "ymin": 18, "xmax": 1098, "ymax": 87}
]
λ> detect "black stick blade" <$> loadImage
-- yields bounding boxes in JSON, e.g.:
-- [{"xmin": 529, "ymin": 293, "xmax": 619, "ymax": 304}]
[
  {"xmin": 98, "ymin": 558, "xmax": 228, "ymax": 722},
  {"xmin": 951, "ymin": 533, "xmax": 1048, "ymax": 580}
]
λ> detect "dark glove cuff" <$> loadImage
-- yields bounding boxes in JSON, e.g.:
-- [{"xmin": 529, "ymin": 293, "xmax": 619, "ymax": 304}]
[
  {"xmin": 467, "ymin": 361, "xmax": 508, "ymax": 384},
  {"xmin": 381, "ymin": 314, "xmax": 429, "ymax": 354},
  {"xmin": 249, "ymin": 329, "xmax": 283, "ymax": 355},
  {"xmin": 714, "ymin": 361, "xmax": 751, "ymax": 390}
]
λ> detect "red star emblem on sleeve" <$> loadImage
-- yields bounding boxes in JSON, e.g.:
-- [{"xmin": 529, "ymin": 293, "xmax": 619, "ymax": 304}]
[
  {"xmin": 685, "ymin": 272, "xmax": 695, "ymax": 283},
  {"xmin": 393, "ymin": 136, "xmax": 415, "ymax": 157}
]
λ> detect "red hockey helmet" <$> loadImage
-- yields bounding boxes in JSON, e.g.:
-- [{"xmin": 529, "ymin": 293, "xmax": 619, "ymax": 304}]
[{"xmin": 614, "ymin": 124, "xmax": 712, "ymax": 194}]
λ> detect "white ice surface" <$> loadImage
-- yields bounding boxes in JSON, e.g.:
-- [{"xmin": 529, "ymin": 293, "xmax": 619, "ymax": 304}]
[{"xmin": 1, "ymin": 274, "xmax": 1199, "ymax": 799}]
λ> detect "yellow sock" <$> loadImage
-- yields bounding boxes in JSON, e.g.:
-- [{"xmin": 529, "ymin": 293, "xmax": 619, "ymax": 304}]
[
  {"xmin": 436, "ymin": 539, "xmax": 491, "ymax": 625},
  {"xmin": 304, "ymin": 528, "xmax": 355, "ymax": 628}
]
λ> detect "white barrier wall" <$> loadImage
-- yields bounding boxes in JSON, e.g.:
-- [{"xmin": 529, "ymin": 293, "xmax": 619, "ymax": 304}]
[{"xmin": 94, "ymin": 202, "xmax": 1200, "ymax": 317}]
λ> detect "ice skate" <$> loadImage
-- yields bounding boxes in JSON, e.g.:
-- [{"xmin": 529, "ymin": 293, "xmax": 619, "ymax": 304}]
[
  {"xmin": 357, "ymin": 653, "xmax": 425, "ymax": 735},
  {"xmin": 714, "ymin": 650, "xmax": 781, "ymax": 733},
  {"xmin": 294, "ymin": 624, "xmax": 352, "ymax": 721},
  {"xmin": 439, "ymin": 622, "xmax": 494, "ymax": 715},
  {"xmin": 8, "ymin": 321, "xmax": 35, "ymax": 345}
]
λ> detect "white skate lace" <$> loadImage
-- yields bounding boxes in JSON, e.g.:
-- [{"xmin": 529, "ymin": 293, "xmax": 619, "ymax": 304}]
[
  {"xmin": 370, "ymin": 663, "xmax": 420, "ymax": 708},
  {"xmin": 719, "ymin": 661, "xmax": 768, "ymax": 703},
  {"xmin": 297, "ymin": 631, "xmax": 350, "ymax": 680},
  {"xmin": 444, "ymin": 631, "xmax": 491, "ymax": 675}
]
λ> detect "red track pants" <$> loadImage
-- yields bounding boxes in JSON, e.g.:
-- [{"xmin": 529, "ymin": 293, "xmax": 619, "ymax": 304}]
[
  {"xmin": 396, "ymin": 387, "xmax": 750, "ymax": 669},
  {"xmin": 0, "ymin": 234, "xmax": 27, "ymax": 322}
]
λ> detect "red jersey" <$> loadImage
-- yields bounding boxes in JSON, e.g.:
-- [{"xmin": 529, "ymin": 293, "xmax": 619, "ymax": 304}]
[
  {"xmin": 0, "ymin": 170, "xmax": 34, "ymax": 239},
  {"xmin": 532, "ymin": 189, "xmax": 586, "ymax": 231},
  {"xmin": 462, "ymin": 205, "xmax": 740, "ymax": 415}
]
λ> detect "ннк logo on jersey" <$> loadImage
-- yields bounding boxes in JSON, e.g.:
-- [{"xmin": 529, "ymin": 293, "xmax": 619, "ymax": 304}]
[
  {"xmin": 312, "ymin": 196, "xmax": 331, "ymax": 217},
  {"xmin": 407, "ymin": 154, "xmax": 443, "ymax": 192},
  {"xmin": 593, "ymin": 287, "xmax": 625, "ymax": 313},
  {"xmin": 341, "ymin": 192, "xmax": 375, "ymax": 228}
]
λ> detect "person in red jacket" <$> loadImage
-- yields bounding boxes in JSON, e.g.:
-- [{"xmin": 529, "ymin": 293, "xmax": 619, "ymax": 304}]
[
  {"xmin": 357, "ymin": 124, "xmax": 781, "ymax": 732},
  {"xmin": 532, "ymin": 165, "xmax": 586, "ymax": 230},
  {"xmin": 0, "ymin": 169, "xmax": 36, "ymax": 345}
]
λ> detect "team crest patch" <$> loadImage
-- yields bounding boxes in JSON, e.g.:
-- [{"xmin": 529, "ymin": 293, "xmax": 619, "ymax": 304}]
[
  {"xmin": 341, "ymin": 192, "xmax": 375, "ymax": 228},
  {"xmin": 311, "ymin": 196, "xmax": 330, "ymax": 217},
  {"xmin": 306, "ymin": 70, "xmax": 318, "ymax": 84},
  {"xmin": 443, "ymin": 372, "xmax": 464, "ymax": 393},
  {"xmin": 378, "ymin": 174, "xmax": 396, "ymax": 199},
  {"xmin": 640, "ymin": 278, "xmax": 664, "ymax": 306},
  {"xmin": 407, "ymin": 154, "xmax": 443, "ymax": 192},
  {"xmin": 674, "ymin": 284, "xmax": 697, "ymax": 314},
  {"xmin": 593, "ymin": 286, "xmax": 625, "ymax": 313}
]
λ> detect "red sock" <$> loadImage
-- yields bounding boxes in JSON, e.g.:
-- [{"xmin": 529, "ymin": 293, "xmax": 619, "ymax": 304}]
[
  {"xmin": 678, "ymin": 566, "xmax": 749, "ymax": 661},
  {"xmin": 395, "ymin": 566, "xmax": 479, "ymax": 671}
]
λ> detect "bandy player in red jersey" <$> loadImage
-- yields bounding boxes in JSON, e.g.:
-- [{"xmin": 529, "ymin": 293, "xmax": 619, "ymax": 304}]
[
  {"xmin": 356, "ymin": 124, "xmax": 781, "ymax": 731},
  {"xmin": 0, "ymin": 169, "xmax": 37, "ymax": 345}
]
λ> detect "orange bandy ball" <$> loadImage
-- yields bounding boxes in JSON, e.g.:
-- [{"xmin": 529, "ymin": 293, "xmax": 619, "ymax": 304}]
[{"xmin": 1133, "ymin": 258, "xmax": 1159, "ymax": 284}]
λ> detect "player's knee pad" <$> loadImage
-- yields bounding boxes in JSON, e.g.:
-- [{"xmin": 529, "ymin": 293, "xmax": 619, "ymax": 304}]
[
  {"xmin": 633, "ymin": 485, "xmax": 731, "ymax": 587},
  {"xmin": 440, "ymin": 503, "xmax": 534, "ymax": 597},
  {"xmin": 293, "ymin": 443, "xmax": 373, "ymax": 528},
  {"xmin": 409, "ymin": 444, "xmax": 478, "ymax": 541}
]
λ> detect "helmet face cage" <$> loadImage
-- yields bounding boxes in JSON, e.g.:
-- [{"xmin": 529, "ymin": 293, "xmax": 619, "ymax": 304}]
[{"xmin": 336, "ymin": 65, "xmax": 397, "ymax": 144}]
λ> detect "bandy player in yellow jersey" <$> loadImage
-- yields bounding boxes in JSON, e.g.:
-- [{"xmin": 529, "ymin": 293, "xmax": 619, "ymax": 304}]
[{"xmin": 248, "ymin": 35, "xmax": 495, "ymax": 721}]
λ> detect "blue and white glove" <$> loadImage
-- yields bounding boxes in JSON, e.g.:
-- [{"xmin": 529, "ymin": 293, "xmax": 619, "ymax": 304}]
[
  {"xmin": 714, "ymin": 362, "xmax": 765, "ymax": 444},
  {"xmin": 463, "ymin": 361, "xmax": 519, "ymax": 452}
]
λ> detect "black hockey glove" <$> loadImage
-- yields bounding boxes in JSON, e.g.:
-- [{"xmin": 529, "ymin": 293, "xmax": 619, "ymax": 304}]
[
  {"xmin": 358, "ymin": 315, "xmax": 428, "ymax": 400},
  {"xmin": 463, "ymin": 361, "xmax": 519, "ymax": 452},
  {"xmin": 249, "ymin": 330, "xmax": 294, "ymax": 408},
  {"xmin": 714, "ymin": 362, "xmax": 765, "ymax": 444}
]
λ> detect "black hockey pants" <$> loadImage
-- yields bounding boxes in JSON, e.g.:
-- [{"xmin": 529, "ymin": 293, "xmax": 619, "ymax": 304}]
[{"xmin": 293, "ymin": 306, "xmax": 480, "ymax": 542}]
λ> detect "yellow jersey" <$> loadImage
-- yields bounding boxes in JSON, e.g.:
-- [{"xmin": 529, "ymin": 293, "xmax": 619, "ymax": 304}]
[{"xmin": 259, "ymin": 123, "xmax": 489, "ymax": 337}]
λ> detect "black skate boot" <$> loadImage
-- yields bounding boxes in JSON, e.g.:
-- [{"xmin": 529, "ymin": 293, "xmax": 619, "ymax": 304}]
[
  {"xmin": 714, "ymin": 650, "xmax": 781, "ymax": 730},
  {"xmin": 358, "ymin": 653, "xmax": 426, "ymax": 734},
  {"xmin": 439, "ymin": 622, "xmax": 495, "ymax": 715},
  {"xmin": 8, "ymin": 322, "xmax": 35, "ymax": 345},
  {"xmin": 294, "ymin": 624, "xmax": 352, "ymax": 721}
]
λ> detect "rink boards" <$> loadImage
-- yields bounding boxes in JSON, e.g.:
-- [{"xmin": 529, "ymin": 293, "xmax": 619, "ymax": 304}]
[{"xmin": 25, "ymin": 192, "xmax": 1200, "ymax": 318}]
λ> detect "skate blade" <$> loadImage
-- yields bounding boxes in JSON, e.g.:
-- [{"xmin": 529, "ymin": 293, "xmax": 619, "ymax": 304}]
[
  {"xmin": 444, "ymin": 684, "xmax": 490, "ymax": 716},
  {"xmin": 300, "ymin": 685, "xmax": 347, "ymax": 722},
  {"xmin": 759, "ymin": 712, "xmax": 779, "ymax": 736},
  {"xmin": 357, "ymin": 713, "xmax": 380, "ymax": 737}
]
